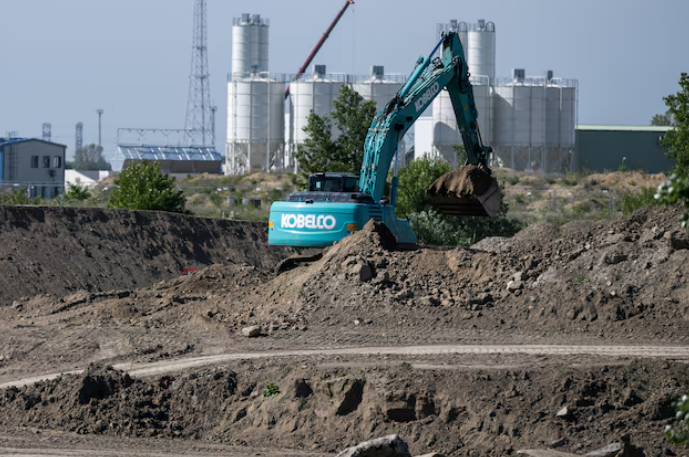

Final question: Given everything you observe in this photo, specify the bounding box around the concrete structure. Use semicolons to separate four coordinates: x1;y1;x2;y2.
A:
65;170;113;188
0;138;66;198
414;117;434;159
575;125;674;173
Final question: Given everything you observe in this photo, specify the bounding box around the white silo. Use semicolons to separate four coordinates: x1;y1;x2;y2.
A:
352;66;405;114
431;75;492;167
231;14;270;79
467;19;496;81
290;65;344;146
545;73;577;172
227;76;286;172
492;70;547;171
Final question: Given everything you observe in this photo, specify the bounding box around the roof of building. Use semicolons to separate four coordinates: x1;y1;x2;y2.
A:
0;137;68;149
576;125;674;132
117;145;222;162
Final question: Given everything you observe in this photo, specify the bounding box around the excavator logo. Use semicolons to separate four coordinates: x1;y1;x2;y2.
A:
415;82;441;112
281;214;337;230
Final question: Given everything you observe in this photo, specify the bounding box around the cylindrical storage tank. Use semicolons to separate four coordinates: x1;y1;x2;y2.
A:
546;85;576;149
227;77;285;171
290;76;343;145
353;70;404;114
431;76;492;166
231;14;269;78
492;80;547;170
468;20;496;81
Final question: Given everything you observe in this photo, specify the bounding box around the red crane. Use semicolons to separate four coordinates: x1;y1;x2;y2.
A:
284;0;355;100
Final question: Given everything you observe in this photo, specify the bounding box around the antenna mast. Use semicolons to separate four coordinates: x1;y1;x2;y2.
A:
184;0;212;147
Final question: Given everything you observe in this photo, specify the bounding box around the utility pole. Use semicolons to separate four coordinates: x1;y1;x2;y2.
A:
211;106;217;147
96;109;104;148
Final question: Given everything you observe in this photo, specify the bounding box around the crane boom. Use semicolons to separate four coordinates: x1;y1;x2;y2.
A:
284;0;355;100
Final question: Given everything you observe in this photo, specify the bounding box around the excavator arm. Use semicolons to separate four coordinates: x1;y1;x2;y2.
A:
359;31;500;216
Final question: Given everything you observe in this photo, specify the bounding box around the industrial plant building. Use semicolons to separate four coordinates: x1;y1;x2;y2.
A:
0;137;66;198
225;15;579;175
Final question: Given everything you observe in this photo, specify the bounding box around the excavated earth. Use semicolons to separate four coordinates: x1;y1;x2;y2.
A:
1;205;689;456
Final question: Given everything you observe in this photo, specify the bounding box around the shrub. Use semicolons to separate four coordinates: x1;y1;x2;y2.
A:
618;187;659;215
108;160;186;213
64;182;92;203
507;175;521;186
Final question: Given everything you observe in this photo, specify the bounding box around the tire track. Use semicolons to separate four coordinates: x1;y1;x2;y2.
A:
2;344;689;389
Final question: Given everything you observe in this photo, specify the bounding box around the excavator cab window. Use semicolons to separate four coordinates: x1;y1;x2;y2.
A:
308;174;359;193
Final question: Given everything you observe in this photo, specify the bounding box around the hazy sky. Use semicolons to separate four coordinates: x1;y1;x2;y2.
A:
1;0;687;160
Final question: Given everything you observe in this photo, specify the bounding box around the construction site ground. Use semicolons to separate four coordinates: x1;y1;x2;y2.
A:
1;205;689;456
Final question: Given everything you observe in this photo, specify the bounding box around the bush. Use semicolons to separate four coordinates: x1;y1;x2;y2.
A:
64;182;92;204
618;187;659;215
507;175;521;186
407;210;468;246
656;173;689;228
396;157;452;217
108;160;186;213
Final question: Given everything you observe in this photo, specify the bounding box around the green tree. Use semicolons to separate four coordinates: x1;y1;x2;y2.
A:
74;144;112;171
662;73;689;175
396;156;452;217
108;160;186;213
651;112;674;126
294;85;377;176
453;144;468;165
64;181;92;204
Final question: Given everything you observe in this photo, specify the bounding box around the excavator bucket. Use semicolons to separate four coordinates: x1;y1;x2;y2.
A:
427;165;502;217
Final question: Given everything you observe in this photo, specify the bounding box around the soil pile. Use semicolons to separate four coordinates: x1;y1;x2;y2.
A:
1;358;686;456
0;206;299;304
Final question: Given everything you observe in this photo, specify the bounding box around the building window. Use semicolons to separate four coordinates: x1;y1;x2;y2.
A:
42;156;51;168
53;156;62;168
31;156;39;168
53;187;60;197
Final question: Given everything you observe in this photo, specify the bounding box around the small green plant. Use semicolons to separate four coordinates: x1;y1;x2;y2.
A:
514;193;528;205
545;176;557;185
656;173;689;229
562;172;580;187
262;382;280;398
665;393;689;445
506;175;521;186
575;275;586;283
618;187;659;215
572;202;593;215
618;163;628;172
628;179;637;186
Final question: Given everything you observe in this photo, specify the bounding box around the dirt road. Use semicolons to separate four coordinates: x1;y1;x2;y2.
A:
4;343;689;389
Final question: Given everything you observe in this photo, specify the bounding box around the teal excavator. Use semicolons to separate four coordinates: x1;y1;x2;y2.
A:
268;30;501;248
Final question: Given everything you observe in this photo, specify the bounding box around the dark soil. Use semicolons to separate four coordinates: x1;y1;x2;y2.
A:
0;206;299;304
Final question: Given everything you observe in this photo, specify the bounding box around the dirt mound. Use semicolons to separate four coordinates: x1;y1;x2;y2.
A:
0;206;299;304
1;358;686;456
